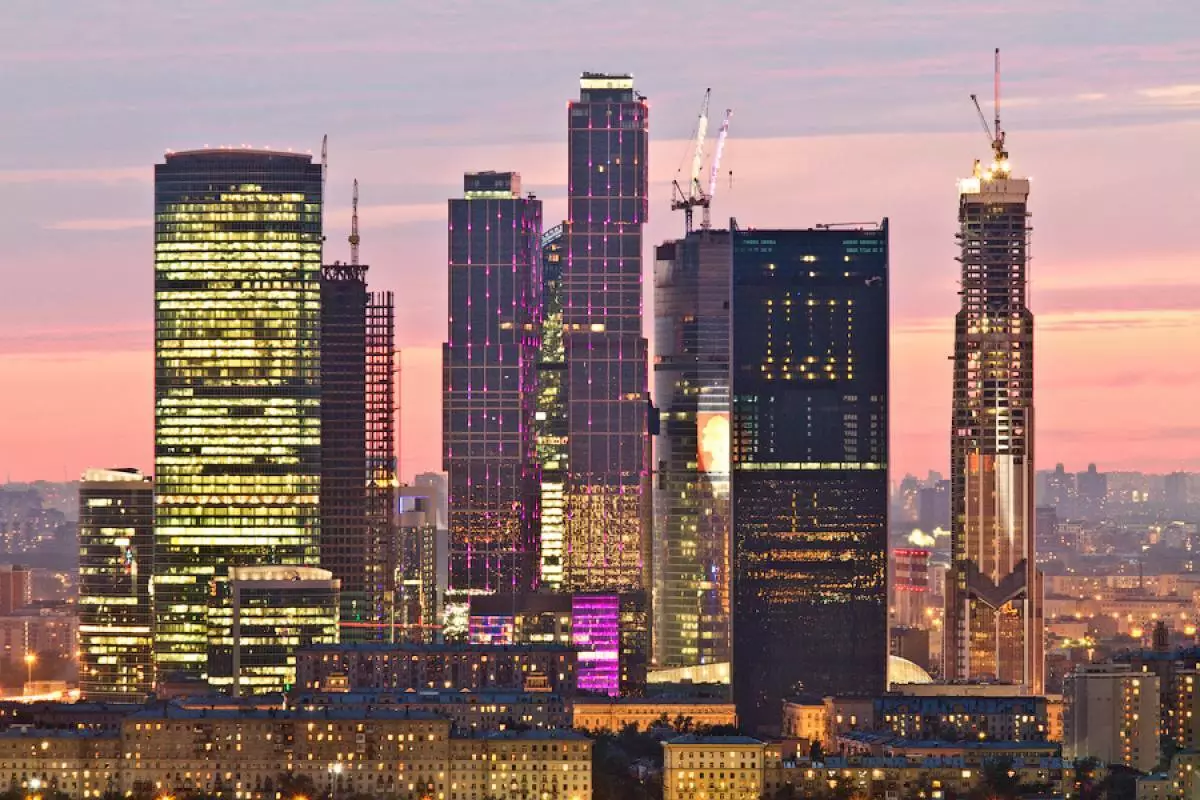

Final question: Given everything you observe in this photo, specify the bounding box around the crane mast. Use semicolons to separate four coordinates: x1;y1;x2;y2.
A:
671;89;712;234
349;178;361;266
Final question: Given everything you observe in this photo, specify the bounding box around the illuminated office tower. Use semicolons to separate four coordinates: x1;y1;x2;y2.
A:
208;566;340;696
652;230;733;670
395;483;444;642
153;149;323;680
536;222;568;589
562;73;650;592
944;101;1043;692
731;223;890;733
78;468;154;702
444;172;542;608
320;250;396;640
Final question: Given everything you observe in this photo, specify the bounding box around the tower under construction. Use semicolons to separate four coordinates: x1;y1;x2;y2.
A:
320;181;397;640
945;51;1044;692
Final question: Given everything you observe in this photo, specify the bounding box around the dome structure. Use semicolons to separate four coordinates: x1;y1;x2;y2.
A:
888;655;934;687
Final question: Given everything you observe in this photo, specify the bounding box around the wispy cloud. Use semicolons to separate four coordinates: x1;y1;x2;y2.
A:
44;217;150;232
0;325;150;356
0;166;148;186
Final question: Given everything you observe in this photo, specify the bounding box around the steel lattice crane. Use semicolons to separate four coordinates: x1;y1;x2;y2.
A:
671;89;711;234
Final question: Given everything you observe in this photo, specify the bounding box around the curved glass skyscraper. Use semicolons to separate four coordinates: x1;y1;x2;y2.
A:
153;149;323;680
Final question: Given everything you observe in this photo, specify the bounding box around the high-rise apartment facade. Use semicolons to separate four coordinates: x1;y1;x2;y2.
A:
320;262;396;639
444;172;542;606
731;223;890;733
944;134;1044;692
652;230;733;669
562;73;650;592
78;468;155;702
153;149;323;679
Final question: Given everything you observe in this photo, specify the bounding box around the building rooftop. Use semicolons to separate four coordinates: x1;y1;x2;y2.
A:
127;706;447;722
485;728;591;742
667;734;763;746
299;642;574;654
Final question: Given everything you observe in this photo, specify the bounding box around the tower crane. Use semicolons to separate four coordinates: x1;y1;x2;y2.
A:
700;108;733;230
671;89;711;234
969;48;1008;171
349;179;361;265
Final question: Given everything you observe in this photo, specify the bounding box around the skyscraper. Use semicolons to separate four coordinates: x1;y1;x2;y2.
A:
320;246;396;640
562;72;650;592
652;229;733;670
154;149;323;680
444;172;542;609
944;108;1044;691
731;222;890;733
536;223;568;590
78;468;154;701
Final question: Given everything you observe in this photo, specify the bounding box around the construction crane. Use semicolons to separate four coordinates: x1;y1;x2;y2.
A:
349;179;361;265
671;89;711;234
969;48;1008;166
700;108;733;230
320;134;328;240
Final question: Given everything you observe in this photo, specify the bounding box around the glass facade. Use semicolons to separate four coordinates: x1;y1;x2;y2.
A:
731;224;889;733
153;150;323;680
945;148;1043;692
208;566;339;696
444;172;542;607
562;73;650;592
536;223;568;590
320;264;396;640
78;468;154;702
652;230;733;670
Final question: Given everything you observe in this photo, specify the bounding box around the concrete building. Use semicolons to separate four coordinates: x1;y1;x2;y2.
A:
0;707;591;800
572;698;737;732
295;642;578;696
664;735;765;800
1065;663;1160;771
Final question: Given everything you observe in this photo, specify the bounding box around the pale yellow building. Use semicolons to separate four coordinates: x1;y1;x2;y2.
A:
780;701;825;743
663;735;765;800
0;705;591;800
573;698;736;732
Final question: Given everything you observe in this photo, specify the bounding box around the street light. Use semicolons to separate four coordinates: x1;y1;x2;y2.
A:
23;653;36;686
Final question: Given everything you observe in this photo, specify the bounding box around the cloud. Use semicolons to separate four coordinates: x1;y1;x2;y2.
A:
0;166;148;186
0;325;150;356
45;217;150;232
1138;84;1200;107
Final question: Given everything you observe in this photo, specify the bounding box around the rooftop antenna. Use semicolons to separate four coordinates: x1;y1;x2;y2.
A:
349;179;361;266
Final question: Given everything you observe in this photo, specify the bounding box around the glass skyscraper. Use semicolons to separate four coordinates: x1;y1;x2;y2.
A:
78;468;155;702
536;223;568;590
153;149;323;680
444;172;542;609
652;230;733;670
730;223;889;733
562;73;650;592
945;133;1044;692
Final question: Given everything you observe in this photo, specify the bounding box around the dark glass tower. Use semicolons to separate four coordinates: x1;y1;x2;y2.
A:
320;261;396;641
78;468;154;701
153;149;323;680
731;223;889;733
444;172;542;610
652;230;733;670
945;131;1043;692
563;73;650;592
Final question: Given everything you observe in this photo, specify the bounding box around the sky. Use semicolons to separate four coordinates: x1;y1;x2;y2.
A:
2;0;1200;482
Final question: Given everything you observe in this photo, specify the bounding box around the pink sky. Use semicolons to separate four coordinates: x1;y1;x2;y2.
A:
3;3;1200;481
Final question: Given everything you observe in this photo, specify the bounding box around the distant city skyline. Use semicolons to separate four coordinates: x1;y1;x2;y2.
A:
4;2;1200;481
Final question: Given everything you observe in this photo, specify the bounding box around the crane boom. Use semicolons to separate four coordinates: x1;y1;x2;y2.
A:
969;94;993;141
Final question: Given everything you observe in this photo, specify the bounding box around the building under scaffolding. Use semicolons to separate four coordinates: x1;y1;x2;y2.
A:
320;263;396;641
